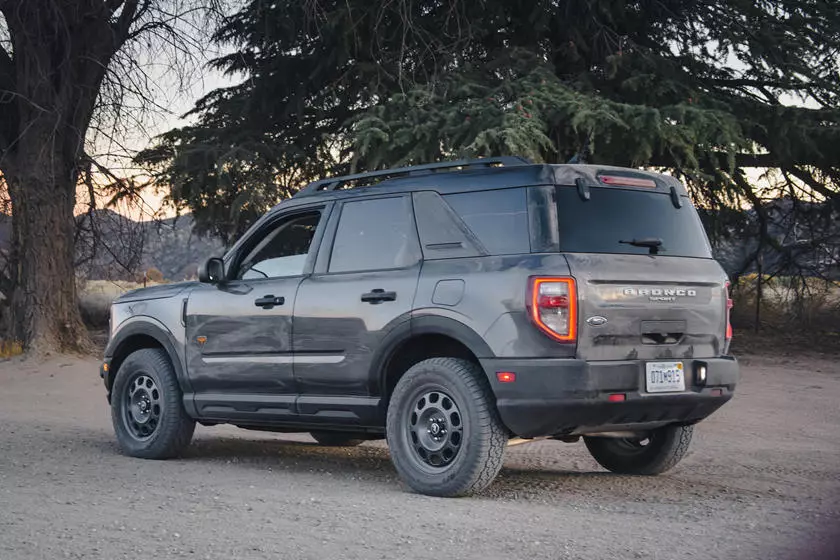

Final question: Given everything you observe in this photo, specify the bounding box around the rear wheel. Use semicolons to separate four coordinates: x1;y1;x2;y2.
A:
583;425;693;475
111;348;195;459
310;431;365;447
386;357;507;497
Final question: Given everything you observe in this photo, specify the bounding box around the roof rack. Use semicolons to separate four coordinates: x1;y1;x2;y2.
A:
295;156;532;197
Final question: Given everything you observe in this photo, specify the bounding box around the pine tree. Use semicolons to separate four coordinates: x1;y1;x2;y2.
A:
139;0;840;243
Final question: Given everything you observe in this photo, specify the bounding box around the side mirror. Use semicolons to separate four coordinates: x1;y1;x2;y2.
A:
198;257;225;284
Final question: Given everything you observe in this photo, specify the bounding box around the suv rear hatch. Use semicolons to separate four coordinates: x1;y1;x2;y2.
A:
550;173;729;362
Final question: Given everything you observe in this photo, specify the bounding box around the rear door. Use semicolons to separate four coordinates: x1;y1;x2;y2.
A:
293;194;422;425
552;183;729;362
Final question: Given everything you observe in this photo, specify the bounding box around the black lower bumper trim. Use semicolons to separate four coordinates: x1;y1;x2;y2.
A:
481;356;738;438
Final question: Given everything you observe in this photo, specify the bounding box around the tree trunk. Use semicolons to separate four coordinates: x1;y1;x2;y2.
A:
0;1;144;354
6;154;91;354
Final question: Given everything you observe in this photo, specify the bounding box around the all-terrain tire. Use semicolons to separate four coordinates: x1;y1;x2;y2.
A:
111;348;195;459
310;431;365;447
386;357;507;497
584;425;694;475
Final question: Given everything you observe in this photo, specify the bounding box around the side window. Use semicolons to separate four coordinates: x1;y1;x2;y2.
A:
236;211;321;280
329;197;420;273
444;188;530;255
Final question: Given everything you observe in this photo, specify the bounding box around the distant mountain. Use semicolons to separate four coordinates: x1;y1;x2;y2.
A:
71;209;225;281
0;210;226;282
0;209;223;282
0;195;837;282
706;198;840;280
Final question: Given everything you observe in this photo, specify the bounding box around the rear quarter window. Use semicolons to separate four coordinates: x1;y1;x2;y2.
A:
443;188;530;255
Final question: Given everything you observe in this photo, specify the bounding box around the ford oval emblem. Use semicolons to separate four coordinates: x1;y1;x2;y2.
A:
586;316;608;327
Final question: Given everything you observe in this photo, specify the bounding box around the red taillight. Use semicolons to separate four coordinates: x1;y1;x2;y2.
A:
528;277;577;342
608;393;626;402
725;281;733;341
538;294;569;308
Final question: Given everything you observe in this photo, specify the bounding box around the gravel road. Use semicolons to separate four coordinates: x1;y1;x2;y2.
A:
1;353;838;560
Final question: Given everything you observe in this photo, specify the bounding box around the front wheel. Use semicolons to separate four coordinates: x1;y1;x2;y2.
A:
111;348;195;459
583;425;694;475
386;358;507;497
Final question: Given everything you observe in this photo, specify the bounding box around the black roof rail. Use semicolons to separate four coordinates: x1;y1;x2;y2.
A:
294;156;532;197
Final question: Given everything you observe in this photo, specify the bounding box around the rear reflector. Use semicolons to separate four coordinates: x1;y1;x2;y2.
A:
608;393;626;402
528;277;577;342
598;175;657;189
725;281;734;341
711;388;724;397
496;372;516;383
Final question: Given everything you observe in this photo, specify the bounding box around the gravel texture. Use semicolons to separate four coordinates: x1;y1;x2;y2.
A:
1;353;838;559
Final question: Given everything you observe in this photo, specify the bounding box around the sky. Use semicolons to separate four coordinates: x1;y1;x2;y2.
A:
86;14;238;222
116;69;231;220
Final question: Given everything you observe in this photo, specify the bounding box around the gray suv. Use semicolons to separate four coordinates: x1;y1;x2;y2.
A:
101;157;738;497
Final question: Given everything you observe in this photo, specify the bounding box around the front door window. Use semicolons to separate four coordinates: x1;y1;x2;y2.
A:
236;212;321;280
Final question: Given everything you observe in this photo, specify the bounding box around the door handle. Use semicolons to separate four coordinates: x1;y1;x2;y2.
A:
361;289;397;304
254;294;285;309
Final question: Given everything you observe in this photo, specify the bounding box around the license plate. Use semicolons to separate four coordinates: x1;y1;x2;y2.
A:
645;361;685;393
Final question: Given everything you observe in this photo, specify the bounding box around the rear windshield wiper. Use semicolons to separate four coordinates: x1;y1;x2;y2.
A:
619;237;663;254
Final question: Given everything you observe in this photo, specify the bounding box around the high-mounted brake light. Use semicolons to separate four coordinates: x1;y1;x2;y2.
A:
598;175;658;189
528;277;577;342
725;281;733;341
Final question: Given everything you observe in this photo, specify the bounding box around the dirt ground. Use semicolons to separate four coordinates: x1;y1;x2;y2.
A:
1;353;838;560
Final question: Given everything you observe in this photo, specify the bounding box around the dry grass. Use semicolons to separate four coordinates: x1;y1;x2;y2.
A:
0;340;24;359
730;274;840;354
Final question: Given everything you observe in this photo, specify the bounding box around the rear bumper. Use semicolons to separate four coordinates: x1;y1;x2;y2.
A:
480;356;738;438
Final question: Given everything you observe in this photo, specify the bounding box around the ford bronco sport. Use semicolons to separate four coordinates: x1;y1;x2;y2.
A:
102;157;738;497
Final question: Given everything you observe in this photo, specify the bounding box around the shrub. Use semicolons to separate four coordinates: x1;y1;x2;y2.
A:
730;275;840;333
77;280;148;329
0;340;24;359
146;267;165;283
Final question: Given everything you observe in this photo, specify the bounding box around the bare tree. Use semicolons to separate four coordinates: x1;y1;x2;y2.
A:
0;0;222;353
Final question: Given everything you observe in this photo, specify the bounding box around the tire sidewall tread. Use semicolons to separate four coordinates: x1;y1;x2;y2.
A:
386;357;506;497
584;425;694;475
111;348;195;460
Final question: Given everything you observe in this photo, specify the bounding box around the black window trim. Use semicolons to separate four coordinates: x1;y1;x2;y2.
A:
224;203;333;282
316;193;422;276
412;189;488;261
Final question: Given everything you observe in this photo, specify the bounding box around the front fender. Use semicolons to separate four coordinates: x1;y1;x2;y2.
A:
104;316;194;415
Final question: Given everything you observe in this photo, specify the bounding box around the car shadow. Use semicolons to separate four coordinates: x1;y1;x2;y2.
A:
32;426;761;503
178;434;659;499
178;434;760;503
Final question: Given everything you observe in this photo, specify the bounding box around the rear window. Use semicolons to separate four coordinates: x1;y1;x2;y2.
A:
554;186;712;258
